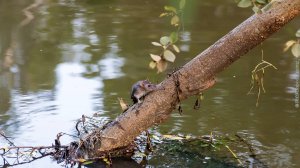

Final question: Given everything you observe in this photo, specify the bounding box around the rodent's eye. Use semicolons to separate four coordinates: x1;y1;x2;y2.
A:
147;84;151;88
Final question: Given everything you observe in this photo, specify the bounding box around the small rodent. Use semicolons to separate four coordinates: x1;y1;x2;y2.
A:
131;80;159;104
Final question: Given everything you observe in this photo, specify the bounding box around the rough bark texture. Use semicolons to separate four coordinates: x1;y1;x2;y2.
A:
79;0;300;157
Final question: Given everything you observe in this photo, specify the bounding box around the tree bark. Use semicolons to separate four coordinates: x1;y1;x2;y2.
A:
77;0;300;158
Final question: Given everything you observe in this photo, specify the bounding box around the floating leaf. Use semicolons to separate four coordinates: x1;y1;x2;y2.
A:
296;29;300;38
134;152;147;158
150;54;162;62
163;134;184;140
237;0;252;8
160;36;170;46
151;42;162;46
179;0;186;9
283;40;296;52
152;135;160;140
149;61;156;69
185;135;192;139
171;15;180;26
291;43;300;58
157;60;168;72
163;50;176;62
164;6;177;13
172;44;180;53
170;32;178;43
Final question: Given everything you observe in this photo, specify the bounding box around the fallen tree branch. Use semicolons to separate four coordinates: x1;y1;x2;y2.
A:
71;0;300;159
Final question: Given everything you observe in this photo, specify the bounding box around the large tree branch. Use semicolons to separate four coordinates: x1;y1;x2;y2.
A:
78;0;300;157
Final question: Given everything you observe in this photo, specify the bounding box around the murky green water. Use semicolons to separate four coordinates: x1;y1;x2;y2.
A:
0;0;299;167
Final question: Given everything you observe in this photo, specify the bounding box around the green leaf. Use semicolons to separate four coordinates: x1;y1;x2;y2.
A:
237;0;252;8
256;0;267;4
291;43;300;58
149;61;156;69
150;54;162;62
82;161;94;165
160;36;170;46
170;32;178;43
296;29;300;38
164;6;177;13
252;6;261;13
163;50;176;62
179;0;186;9
172;44;180;53
151;42;162;46
171;15;180;26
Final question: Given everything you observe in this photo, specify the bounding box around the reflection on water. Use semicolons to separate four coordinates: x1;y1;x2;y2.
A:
55;63;103;117
98;42;125;80
0;0;300;167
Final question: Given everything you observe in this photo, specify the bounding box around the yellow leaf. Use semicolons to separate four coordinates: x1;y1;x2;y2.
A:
118;97;128;111
283;40;296;52
1;146;9;151
172;44;180;53
291;43;300;58
103;158;111;165
78;158;86;163
171;15;180;26
164;6;177;13
163;50;176;62
159;13;168;17
150;54;162;62
151;42;162;47
149;61;156;69
163;134;184;140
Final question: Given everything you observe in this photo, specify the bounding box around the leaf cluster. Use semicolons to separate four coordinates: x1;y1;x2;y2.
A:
149;36;180;72
149;0;186;73
235;0;272;13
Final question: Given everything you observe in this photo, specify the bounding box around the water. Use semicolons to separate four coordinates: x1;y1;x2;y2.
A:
0;0;299;167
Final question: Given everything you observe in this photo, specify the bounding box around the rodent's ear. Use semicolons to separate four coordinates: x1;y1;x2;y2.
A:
138;81;144;86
